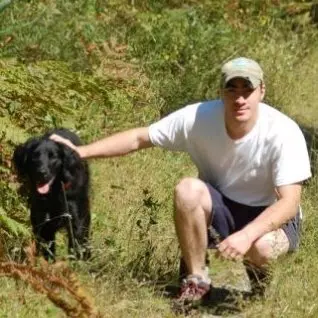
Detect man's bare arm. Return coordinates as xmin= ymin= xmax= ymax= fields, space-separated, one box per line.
xmin=50 ymin=127 xmax=153 ymax=159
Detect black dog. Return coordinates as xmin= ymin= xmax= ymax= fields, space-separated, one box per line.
xmin=13 ymin=128 xmax=91 ymax=261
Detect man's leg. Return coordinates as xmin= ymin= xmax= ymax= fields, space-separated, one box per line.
xmin=245 ymin=228 xmax=289 ymax=267
xmin=245 ymin=207 xmax=301 ymax=266
xmin=174 ymin=177 xmax=213 ymax=280
xmin=244 ymin=228 xmax=290 ymax=294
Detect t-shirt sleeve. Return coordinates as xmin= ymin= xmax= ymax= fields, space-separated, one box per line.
xmin=148 ymin=106 xmax=191 ymax=151
xmin=272 ymin=123 xmax=312 ymax=186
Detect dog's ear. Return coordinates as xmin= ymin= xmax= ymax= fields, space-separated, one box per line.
xmin=12 ymin=138 xmax=39 ymax=178
xmin=12 ymin=143 xmax=29 ymax=177
xmin=58 ymin=143 xmax=82 ymax=183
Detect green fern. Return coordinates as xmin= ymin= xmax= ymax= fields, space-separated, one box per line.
xmin=0 ymin=207 xmax=30 ymax=238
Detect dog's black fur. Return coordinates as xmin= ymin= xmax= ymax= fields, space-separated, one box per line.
xmin=13 ymin=128 xmax=91 ymax=260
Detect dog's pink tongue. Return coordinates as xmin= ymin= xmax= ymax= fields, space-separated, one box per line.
xmin=37 ymin=183 xmax=50 ymax=194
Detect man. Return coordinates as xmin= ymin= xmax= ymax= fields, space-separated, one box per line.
xmin=51 ymin=57 xmax=311 ymax=304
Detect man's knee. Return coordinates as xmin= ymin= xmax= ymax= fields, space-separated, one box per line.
xmin=246 ymin=230 xmax=289 ymax=267
xmin=248 ymin=235 xmax=274 ymax=266
xmin=174 ymin=178 xmax=205 ymax=208
xmin=174 ymin=178 xmax=212 ymax=219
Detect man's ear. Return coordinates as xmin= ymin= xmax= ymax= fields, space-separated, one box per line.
xmin=260 ymin=82 xmax=266 ymax=100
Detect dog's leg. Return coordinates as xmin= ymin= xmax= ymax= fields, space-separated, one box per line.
xmin=67 ymin=213 xmax=91 ymax=260
xmin=34 ymin=227 xmax=56 ymax=261
xmin=69 ymin=226 xmax=91 ymax=260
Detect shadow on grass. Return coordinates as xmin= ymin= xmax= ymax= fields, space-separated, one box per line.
xmin=161 ymin=283 xmax=262 ymax=316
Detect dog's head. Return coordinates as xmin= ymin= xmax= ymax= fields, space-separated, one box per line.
xmin=13 ymin=136 xmax=81 ymax=195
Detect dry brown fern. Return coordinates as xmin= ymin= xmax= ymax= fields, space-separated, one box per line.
xmin=0 ymin=249 xmax=102 ymax=318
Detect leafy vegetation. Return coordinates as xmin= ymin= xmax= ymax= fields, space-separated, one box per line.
xmin=0 ymin=0 xmax=317 ymax=317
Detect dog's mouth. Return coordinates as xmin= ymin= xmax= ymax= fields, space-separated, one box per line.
xmin=36 ymin=177 xmax=55 ymax=194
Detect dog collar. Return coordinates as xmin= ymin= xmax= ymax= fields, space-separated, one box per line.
xmin=62 ymin=182 xmax=72 ymax=190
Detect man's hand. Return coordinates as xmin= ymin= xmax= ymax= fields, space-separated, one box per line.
xmin=50 ymin=134 xmax=78 ymax=153
xmin=216 ymin=230 xmax=252 ymax=261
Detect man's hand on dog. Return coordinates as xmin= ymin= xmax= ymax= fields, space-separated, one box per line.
xmin=50 ymin=134 xmax=78 ymax=152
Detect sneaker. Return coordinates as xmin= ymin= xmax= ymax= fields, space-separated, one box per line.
xmin=175 ymin=274 xmax=211 ymax=305
xmin=178 ymin=255 xmax=210 ymax=282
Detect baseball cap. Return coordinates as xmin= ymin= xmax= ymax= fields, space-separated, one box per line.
xmin=221 ymin=57 xmax=263 ymax=89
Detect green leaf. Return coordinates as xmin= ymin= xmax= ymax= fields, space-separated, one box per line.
xmin=0 ymin=207 xmax=30 ymax=238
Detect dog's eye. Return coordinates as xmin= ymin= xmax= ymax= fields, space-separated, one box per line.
xmin=48 ymin=151 xmax=55 ymax=159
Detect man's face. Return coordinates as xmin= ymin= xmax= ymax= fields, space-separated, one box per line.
xmin=222 ymin=77 xmax=265 ymax=124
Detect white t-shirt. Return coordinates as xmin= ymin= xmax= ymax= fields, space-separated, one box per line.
xmin=148 ymin=100 xmax=311 ymax=206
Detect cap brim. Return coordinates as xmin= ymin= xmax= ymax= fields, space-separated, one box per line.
xmin=224 ymin=71 xmax=261 ymax=89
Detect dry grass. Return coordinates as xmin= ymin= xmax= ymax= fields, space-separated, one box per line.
xmin=0 ymin=244 xmax=100 ymax=318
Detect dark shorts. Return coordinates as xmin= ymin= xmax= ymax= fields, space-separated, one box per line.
xmin=208 ymin=186 xmax=301 ymax=252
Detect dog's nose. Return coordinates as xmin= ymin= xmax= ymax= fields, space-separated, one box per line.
xmin=37 ymin=167 xmax=48 ymax=176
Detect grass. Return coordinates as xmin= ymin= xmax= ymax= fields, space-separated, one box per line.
xmin=0 ymin=0 xmax=318 ymax=317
